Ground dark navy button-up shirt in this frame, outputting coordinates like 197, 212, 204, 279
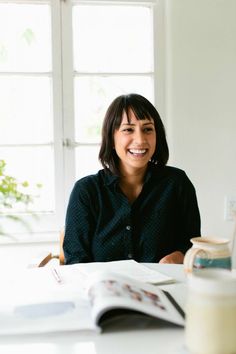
63, 165, 201, 264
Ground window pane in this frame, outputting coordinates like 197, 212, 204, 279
75, 145, 101, 180
0, 3, 51, 72
0, 146, 55, 212
0, 76, 53, 144
74, 75, 154, 142
73, 5, 153, 73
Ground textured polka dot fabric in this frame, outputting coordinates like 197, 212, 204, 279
63, 165, 201, 264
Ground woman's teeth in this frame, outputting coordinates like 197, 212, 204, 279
129, 149, 146, 154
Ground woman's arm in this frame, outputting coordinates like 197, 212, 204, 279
175, 173, 201, 255
159, 172, 201, 264
63, 180, 95, 264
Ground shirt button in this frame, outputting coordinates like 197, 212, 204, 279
126, 225, 131, 231
128, 253, 133, 259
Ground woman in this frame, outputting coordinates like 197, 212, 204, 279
63, 94, 201, 264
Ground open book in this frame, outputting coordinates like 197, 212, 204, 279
0, 268, 184, 335
86, 271, 184, 331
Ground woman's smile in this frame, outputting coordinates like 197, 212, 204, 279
128, 148, 148, 157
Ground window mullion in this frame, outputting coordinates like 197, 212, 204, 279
60, 0, 76, 206
51, 0, 66, 229
153, 0, 166, 120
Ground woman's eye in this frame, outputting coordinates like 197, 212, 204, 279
122, 128, 133, 133
144, 127, 154, 133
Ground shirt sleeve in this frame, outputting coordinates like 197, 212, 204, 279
63, 180, 94, 264
175, 172, 201, 255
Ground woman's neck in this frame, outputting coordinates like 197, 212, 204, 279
118, 166, 147, 203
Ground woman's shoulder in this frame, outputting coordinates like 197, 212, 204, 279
150, 165, 195, 189
68, 170, 107, 202
151, 164, 187, 179
73, 169, 106, 187
163, 166, 197, 192
164, 165, 187, 177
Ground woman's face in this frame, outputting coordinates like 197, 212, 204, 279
113, 109, 156, 174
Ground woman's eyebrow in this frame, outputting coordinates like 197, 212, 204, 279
143, 122, 154, 125
121, 121, 154, 126
120, 122, 135, 126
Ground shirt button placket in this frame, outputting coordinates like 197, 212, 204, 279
125, 225, 133, 259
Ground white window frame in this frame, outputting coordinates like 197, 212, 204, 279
0, 0, 166, 243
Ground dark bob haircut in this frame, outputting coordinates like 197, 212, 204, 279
99, 93, 169, 175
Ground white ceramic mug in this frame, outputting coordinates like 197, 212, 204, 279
184, 237, 232, 273
185, 269, 236, 354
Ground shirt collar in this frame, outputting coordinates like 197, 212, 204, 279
103, 163, 157, 187
103, 170, 119, 186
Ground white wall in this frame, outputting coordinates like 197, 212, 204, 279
164, 0, 236, 261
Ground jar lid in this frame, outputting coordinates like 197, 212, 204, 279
188, 269, 236, 295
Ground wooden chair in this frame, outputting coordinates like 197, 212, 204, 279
37, 229, 65, 267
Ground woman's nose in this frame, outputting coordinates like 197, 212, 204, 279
133, 131, 146, 145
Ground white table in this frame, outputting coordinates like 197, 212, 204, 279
0, 264, 188, 354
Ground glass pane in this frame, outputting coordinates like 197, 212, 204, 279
73, 5, 153, 73
0, 146, 54, 212
74, 75, 154, 142
0, 76, 53, 144
75, 145, 101, 180
0, 3, 51, 72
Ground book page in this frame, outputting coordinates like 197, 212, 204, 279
0, 267, 95, 335
0, 300, 96, 335
70, 260, 174, 285
87, 271, 184, 328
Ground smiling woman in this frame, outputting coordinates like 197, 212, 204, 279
63, 94, 201, 265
